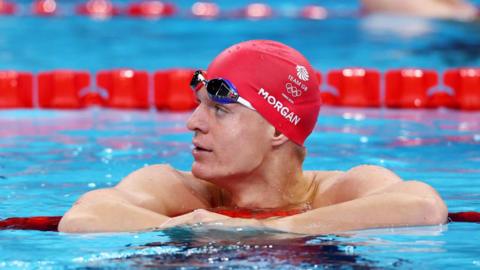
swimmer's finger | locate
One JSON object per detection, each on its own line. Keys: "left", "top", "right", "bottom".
{"left": 191, "top": 209, "right": 230, "bottom": 222}
{"left": 208, "top": 217, "right": 264, "bottom": 228}
{"left": 158, "top": 212, "right": 195, "bottom": 228}
{"left": 158, "top": 217, "right": 183, "bottom": 229}
{"left": 159, "top": 209, "right": 230, "bottom": 229}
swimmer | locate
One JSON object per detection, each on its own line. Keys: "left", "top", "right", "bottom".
{"left": 58, "top": 40, "right": 448, "bottom": 234}
{"left": 361, "top": 0, "right": 478, "bottom": 21}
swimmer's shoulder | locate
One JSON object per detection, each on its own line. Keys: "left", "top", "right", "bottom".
{"left": 118, "top": 164, "right": 185, "bottom": 188}
{"left": 117, "top": 164, "right": 220, "bottom": 210}
{"left": 304, "top": 169, "right": 345, "bottom": 208}
{"left": 304, "top": 170, "right": 344, "bottom": 184}
{"left": 305, "top": 165, "right": 404, "bottom": 208}
{"left": 176, "top": 170, "right": 224, "bottom": 208}
{"left": 304, "top": 170, "right": 345, "bottom": 193}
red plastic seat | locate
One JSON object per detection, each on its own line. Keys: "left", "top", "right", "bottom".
{"left": 385, "top": 69, "right": 438, "bottom": 108}
{"left": 0, "top": 71, "right": 33, "bottom": 108}
{"left": 327, "top": 68, "right": 380, "bottom": 107}
{"left": 154, "top": 69, "right": 197, "bottom": 111}
{"left": 76, "top": 0, "right": 120, "bottom": 18}
{"left": 299, "top": 5, "right": 327, "bottom": 20}
{"left": 32, "top": 0, "right": 57, "bottom": 16}
{"left": 0, "top": 1, "right": 16, "bottom": 15}
{"left": 97, "top": 69, "right": 149, "bottom": 109}
{"left": 191, "top": 2, "right": 219, "bottom": 19}
{"left": 38, "top": 70, "right": 91, "bottom": 109}
{"left": 444, "top": 68, "right": 480, "bottom": 110}
{"left": 127, "top": 1, "right": 176, "bottom": 18}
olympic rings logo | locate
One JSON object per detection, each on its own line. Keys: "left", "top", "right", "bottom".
{"left": 286, "top": 83, "right": 302, "bottom": 97}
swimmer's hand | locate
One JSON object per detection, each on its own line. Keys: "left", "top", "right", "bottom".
{"left": 159, "top": 210, "right": 269, "bottom": 230}
{"left": 159, "top": 209, "right": 231, "bottom": 229}
{"left": 206, "top": 217, "right": 265, "bottom": 229}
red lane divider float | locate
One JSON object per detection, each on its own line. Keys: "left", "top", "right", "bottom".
{"left": 76, "top": 0, "right": 120, "bottom": 19}
{"left": 0, "top": 1, "right": 330, "bottom": 20}
{"left": 126, "top": 0, "right": 176, "bottom": 18}
{"left": 241, "top": 3, "right": 273, "bottom": 19}
{"left": 0, "top": 0, "right": 16, "bottom": 15}
{"left": 190, "top": 1, "right": 220, "bottom": 19}
{"left": 38, "top": 70, "right": 92, "bottom": 109}
{"left": 300, "top": 5, "right": 328, "bottom": 20}
{"left": 32, "top": 0, "right": 57, "bottom": 16}
{"left": 97, "top": 69, "right": 149, "bottom": 109}
{"left": 154, "top": 69, "right": 197, "bottom": 111}
{"left": 1, "top": 68, "right": 480, "bottom": 111}
{"left": 326, "top": 68, "right": 381, "bottom": 107}
{"left": 0, "top": 212, "right": 479, "bottom": 231}
{"left": 0, "top": 216, "right": 62, "bottom": 231}
{"left": 385, "top": 68, "right": 438, "bottom": 108}
{"left": 0, "top": 1, "right": 331, "bottom": 19}
{"left": 427, "top": 91, "right": 456, "bottom": 109}
{"left": 445, "top": 67, "right": 480, "bottom": 110}
{"left": 448, "top": 211, "right": 480, "bottom": 223}
{"left": 0, "top": 71, "right": 33, "bottom": 108}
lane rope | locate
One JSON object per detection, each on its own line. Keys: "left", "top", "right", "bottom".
{"left": 0, "top": 212, "right": 478, "bottom": 231}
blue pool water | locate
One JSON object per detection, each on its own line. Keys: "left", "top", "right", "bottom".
{"left": 1, "top": 108, "right": 479, "bottom": 268}
{"left": 1, "top": 0, "right": 480, "bottom": 73}
{"left": 1, "top": 0, "right": 480, "bottom": 269}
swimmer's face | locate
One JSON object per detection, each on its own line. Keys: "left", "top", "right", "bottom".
{"left": 187, "top": 88, "right": 274, "bottom": 181}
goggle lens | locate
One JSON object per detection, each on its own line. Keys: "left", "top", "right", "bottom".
{"left": 190, "top": 70, "right": 255, "bottom": 110}
{"left": 206, "top": 79, "right": 239, "bottom": 104}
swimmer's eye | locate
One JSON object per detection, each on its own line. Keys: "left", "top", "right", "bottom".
{"left": 214, "top": 104, "right": 229, "bottom": 114}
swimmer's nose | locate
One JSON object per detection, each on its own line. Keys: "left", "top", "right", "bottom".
{"left": 187, "top": 104, "right": 209, "bottom": 134}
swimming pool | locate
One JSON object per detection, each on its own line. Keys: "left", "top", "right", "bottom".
{"left": 1, "top": 108, "right": 479, "bottom": 268}
{"left": 1, "top": 0, "right": 480, "bottom": 72}
{"left": 1, "top": 0, "right": 480, "bottom": 269}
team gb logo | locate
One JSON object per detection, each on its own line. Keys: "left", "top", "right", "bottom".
{"left": 296, "top": 65, "right": 309, "bottom": 81}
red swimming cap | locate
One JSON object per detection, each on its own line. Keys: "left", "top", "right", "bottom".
{"left": 207, "top": 40, "right": 321, "bottom": 146}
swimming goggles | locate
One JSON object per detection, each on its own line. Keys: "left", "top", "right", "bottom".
{"left": 190, "top": 70, "right": 255, "bottom": 111}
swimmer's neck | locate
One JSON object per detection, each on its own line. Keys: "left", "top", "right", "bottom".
{"left": 219, "top": 176, "right": 312, "bottom": 210}
{"left": 214, "top": 152, "right": 314, "bottom": 210}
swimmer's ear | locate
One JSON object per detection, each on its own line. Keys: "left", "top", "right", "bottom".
{"left": 272, "top": 129, "right": 289, "bottom": 147}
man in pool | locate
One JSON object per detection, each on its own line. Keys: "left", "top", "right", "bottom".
{"left": 59, "top": 40, "right": 448, "bottom": 234}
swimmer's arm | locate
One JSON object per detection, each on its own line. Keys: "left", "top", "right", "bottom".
{"left": 58, "top": 188, "right": 170, "bottom": 233}
{"left": 263, "top": 165, "right": 448, "bottom": 234}
{"left": 59, "top": 164, "right": 215, "bottom": 233}
{"left": 59, "top": 191, "right": 227, "bottom": 233}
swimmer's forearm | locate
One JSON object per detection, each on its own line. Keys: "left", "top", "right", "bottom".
{"left": 59, "top": 188, "right": 170, "bottom": 233}
{"left": 263, "top": 192, "right": 447, "bottom": 235}
{"left": 59, "top": 200, "right": 169, "bottom": 233}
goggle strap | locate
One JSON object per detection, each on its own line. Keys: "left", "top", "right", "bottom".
{"left": 237, "top": 96, "right": 255, "bottom": 111}
{"left": 196, "top": 72, "right": 208, "bottom": 92}
{"left": 193, "top": 83, "right": 204, "bottom": 92}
